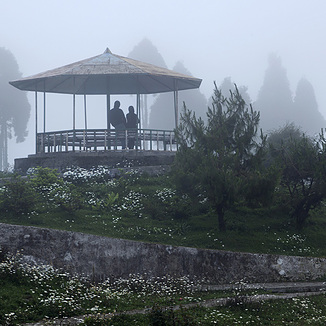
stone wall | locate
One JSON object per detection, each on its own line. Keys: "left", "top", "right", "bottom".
{"left": 1, "top": 223, "right": 326, "bottom": 284}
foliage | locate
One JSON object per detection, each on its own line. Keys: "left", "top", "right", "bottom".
{"left": 83, "top": 313, "right": 144, "bottom": 325}
{"left": 255, "top": 53, "right": 294, "bottom": 133}
{"left": 0, "top": 174, "right": 36, "bottom": 216}
{"left": 213, "top": 77, "right": 252, "bottom": 106}
{"left": 149, "top": 62, "right": 207, "bottom": 130}
{"left": 0, "top": 253, "right": 200, "bottom": 325}
{"left": 148, "top": 304, "right": 198, "bottom": 326}
{"left": 29, "top": 166, "right": 62, "bottom": 188}
{"left": 128, "top": 38, "right": 168, "bottom": 69}
{"left": 0, "top": 47, "right": 31, "bottom": 170}
{"left": 2, "top": 163, "right": 326, "bottom": 323}
{"left": 128, "top": 38, "right": 168, "bottom": 129}
{"left": 256, "top": 54, "right": 324, "bottom": 136}
{"left": 63, "top": 165, "right": 115, "bottom": 185}
{"left": 3, "top": 252, "right": 326, "bottom": 325}
{"left": 1, "top": 165, "right": 326, "bottom": 256}
{"left": 293, "top": 77, "right": 325, "bottom": 134}
{"left": 267, "top": 122, "right": 303, "bottom": 150}
{"left": 173, "top": 83, "right": 274, "bottom": 231}
{"left": 0, "top": 165, "right": 198, "bottom": 224}
{"left": 268, "top": 124, "right": 326, "bottom": 229}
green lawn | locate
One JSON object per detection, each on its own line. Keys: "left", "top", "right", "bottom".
{"left": 1, "top": 167, "right": 326, "bottom": 324}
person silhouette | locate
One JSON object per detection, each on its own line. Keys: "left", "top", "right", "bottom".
{"left": 109, "top": 100, "right": 126, "bottom": 149}
{"left": 126, "top": 106, "right": 139, "bottom": 149}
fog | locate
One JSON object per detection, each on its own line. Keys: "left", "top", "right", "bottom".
{"left": 1, "top": 0, "right": 326, "bottom": 165}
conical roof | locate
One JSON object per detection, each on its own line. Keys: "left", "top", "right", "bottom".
{"left": 10, "top": 48, "right": 202, "bottom": 95}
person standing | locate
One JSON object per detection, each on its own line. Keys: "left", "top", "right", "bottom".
{"left": 109, "top": 100, "right": 126, "bottom": 149}
{"left": 126, "top": 105, "right": 139, "bottom": 149}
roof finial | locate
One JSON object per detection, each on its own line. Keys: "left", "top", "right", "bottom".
{"left": 104, "top": 48, "right": 112, "bottom": 54}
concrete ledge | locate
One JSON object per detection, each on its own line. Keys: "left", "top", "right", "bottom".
{"left": 14, "top": 151, "right": 176, "bottom": 174}
{"left": 1, "top": 223, "right": 326, "bottom": 283}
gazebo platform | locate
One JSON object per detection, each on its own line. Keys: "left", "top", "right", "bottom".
{"left": 14, "top": 150, "right": 176, "bottom": 175}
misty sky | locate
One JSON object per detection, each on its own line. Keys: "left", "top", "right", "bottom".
{"left": 1, "top": 0, "right": 326, "bottom": 165}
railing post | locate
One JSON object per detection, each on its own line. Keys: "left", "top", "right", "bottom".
{"left": 104, "top": 130, "right": 107, "bottom": 150}
{"left": 47, "top": 134, "right": 50, "bottom": 153}
{"left": 36, "top": 134, "right": 39, "bottom": 153}
{"left": 65, "top": 133, "right": 69, "bottom": 152}
{"left": 36, "top": 133, "right": 41, "bottom": 153}
{"left": 163, "top": 131, "right": 166, "bottom": 151}
{"left": 114, "top": 129, "right": 117, "bottom": 150}
{"left": 41, "top": 134, "right": 44, "bottom": 153}
{"left": 60, "top": 132, "right": 63, "bottom": 152}
{"left": 125, "top": 129, "right": 127, "bottom": 150}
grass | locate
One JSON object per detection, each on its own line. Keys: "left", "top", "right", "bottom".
{"left": 1, "top": 204, "right": 323, "bottom": 257}
{"left": 2, "top": 251, "right": 326, "bottom": 325}
{"left": 1, "top": 166, "right": 326, "bottom": 324}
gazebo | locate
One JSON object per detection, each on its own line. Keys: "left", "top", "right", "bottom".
{"left": 10, "top": 48, "right": 202, "bottom": 172}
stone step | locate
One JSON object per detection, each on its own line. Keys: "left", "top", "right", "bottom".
{"left": 197, "top": 281, "right": 326, "bottom": 293}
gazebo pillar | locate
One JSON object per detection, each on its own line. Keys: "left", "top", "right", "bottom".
{"left": 84, "top": 94, "right": 87, "bottom": 130}
{"left": 73, "top": 94, "right": 76, "bottom": 130}
{"left": 35, "top": 91, "right": 38, "bottom": 154}
{"left": 106, "top": 94, "right": 111, "bottom": 129}
{"left": 72, "top": 93, "right": 76, "bottom": 151}
{"left": 137, "top": 93, "right": 141, "bottom": 130}
{"left": 174, "top": 79, "right": 179, "bottom": 129}
{"left": 43, "top": 91, "right": 46, "bottom": 133}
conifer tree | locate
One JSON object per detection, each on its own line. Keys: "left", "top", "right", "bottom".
{"left": 149, "top": 62, "right": 207, "bottom": 130}
{"left": 128, "top": 38, "right": 167, "bottom": 128}
{"left": 293, "top": 78, "right": 325, "bottom": 135}
{"left": 255, "top": 53, "right": 293, "bottom": 133}
{"left": 0, "top": 47, "right": 30, "bottom": 170}
{"left": 173, "top": 84, "right": 272, "bottom": 231}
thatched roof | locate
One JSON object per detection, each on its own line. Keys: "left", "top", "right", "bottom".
{"left": 10, "top": 48, "right": 202, "bottom": 95}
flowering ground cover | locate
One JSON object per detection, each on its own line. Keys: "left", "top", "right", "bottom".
{"left": 0, "top": 166, "right": 325, "bottom": 257}
{"left": 1, "top": 166, "right": 326, "bottom": 324}
{"left": 1, "top": 250, "right": 326, "bottom": 325}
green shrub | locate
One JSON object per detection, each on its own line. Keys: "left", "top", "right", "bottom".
{"left": 0, "top": 175, "right": 36, "bottom": 216}
{"left": 148, "top": 304, "right": 198, "bottom": 326}
{"left": 83, "top": 314, "right": 140, "bottom": 325}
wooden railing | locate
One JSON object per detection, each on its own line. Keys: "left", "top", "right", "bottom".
{"left": 36, "top": 129, "right": 177, "bottom": 153}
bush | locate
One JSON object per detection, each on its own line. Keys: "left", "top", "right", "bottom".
{"left": 83, "top": 314, "right": 139, "bottom": 325}
{"left": 148, "top": 304, "right": 198, "bottom": 326}
{"left": 0, "top": 175, "right": 36, "bottom": 216}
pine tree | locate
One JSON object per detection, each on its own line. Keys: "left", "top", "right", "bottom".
{"left": 173, "top": 84, "right": 272, "bottom": 231}
{"left": 293, "top": 78, "right": 325, "bottom": 135}
{"left": 209, "top": 77, "right": 252, "bottom": 108}
{"left": 128, "top": 38, "right": 167, "bottom": 128}
{"left": 149, "top": 62, "right": 207, "bottom": 130}
{"left": 255, "top": 53, "right": 294, "bottom": 133}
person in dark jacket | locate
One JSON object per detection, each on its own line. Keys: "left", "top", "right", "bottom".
{"left": 126, "top": 105, "right": 139, "bottom": 149}
{"left": 109, "top": 100, "right": 126, "bottom": 149}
